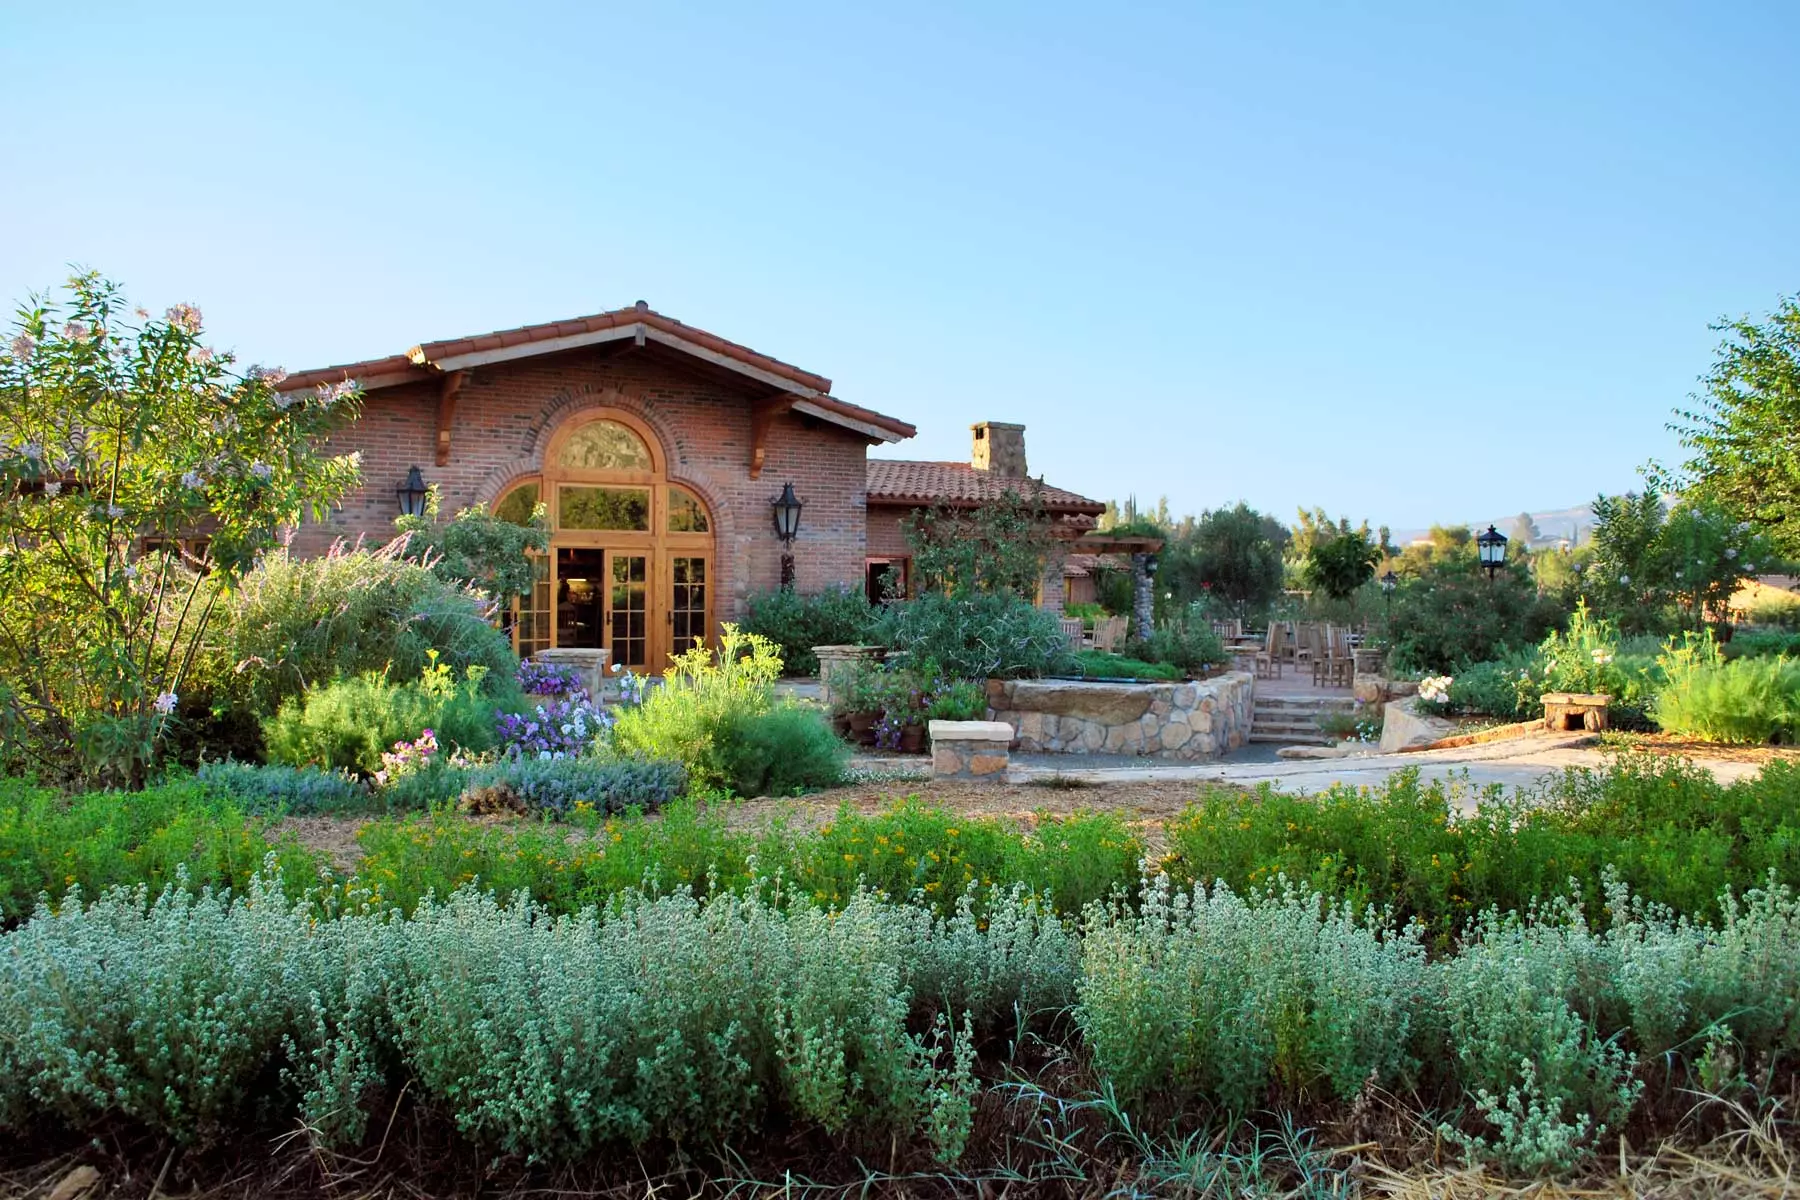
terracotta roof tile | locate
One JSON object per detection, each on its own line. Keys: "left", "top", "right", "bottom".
{"left": 278, "top": 305, "right": 915, "bottom": 441}
{"left": 866, "top": 460, "right": 1105, "bottom": 514}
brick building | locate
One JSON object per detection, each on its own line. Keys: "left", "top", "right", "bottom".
{"left": 281, "top": 305, "right": 1102, "bottom": 672}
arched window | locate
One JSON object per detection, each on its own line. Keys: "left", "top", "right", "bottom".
{"left": 505, "top": 410, "right": 714, "bottom": 671}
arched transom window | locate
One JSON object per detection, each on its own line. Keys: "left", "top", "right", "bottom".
{"left": 494, "top": 411, "right": 713, "bottom": 672}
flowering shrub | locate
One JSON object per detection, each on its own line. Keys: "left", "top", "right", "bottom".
{"left": 495, "top": 696, "right": 610, "bottom": 760}
{"left": 0, "top": 274, "right": 362, "bottom": 785}
{"left": 1417, "top": 674, "right": 1453, "bottom": 712}
{"left": 262, "top": 660, "right": 499, "bottom": 775}
{"left": 376, "top": 728, "right": 439, "bottom": 787}
{"left": 195, "top": 760, "right": 368, "bottom": 815}
{"left": 516, "top": 660, "right": 581, "bottom": 696}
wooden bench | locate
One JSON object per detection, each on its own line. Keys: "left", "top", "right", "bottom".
{"left": 1542, "top": 692, "right": 1611, "bottom": 732}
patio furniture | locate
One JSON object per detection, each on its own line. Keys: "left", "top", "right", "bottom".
{"left": 1253, "top": 624, "right": 1284, "bottom": 679}
{"left": 1058, "top": 616, "right": 1085, "bottom": 649}
{"left": 1311, "top": 625, "right": 1354, "bottom": 688}
{"left": 1092, "top": 615, "right": 1127, "bottom": 653}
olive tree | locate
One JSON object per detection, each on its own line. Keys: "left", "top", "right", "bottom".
{"left": 0, "top": 274, "right": 362, "bottom": 785}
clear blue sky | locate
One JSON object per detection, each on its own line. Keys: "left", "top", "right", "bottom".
{"left": 4, "top": 1, "right": 1796, "bottom": 530}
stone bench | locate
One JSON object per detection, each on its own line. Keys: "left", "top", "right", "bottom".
{"left": 1542, "top": 692, "right": 1611, "bottom": 732}
{"left": 928, "top": 720, "right": 1013, "bottom": 781}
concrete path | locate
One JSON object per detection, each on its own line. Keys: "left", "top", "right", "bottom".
{"left": 1005, "top": 732, "right": 1769, "bottom": 802}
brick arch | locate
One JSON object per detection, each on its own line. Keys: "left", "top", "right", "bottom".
{"left": 472, "top": 396, "right": 736, "bottom": 554}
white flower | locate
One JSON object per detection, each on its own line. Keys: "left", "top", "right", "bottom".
{"left": 186, "top": 345, "right": 214, "bottom": 365}
{"left": 1590, "top": 649, "right": 1613, "bottom": 665}
{"left": 62, "top": 320, "right": 90, "bottom": 341}
{"left": 1744, "top": 563, "right": 1755, "bottom": 572}
{"left": 106, "top": 504, "right": 124, "bottom": 518}
{"left": 43, "top": 481, "right": 61, "bottom": 497}
{"left": 1725, "top": 548, "right": 1737, "bottom": 559}
{"left": 165, "top": 303, "right": 202, "bottom": 333}
{"left": 9, "top": 333, "right": 33, "bottom": 360}
{"left": 246, "top": 364, "right": 288, "bottom": 386}
{"left": 123, "top": 565, "right": 138, "bottom": 581}
{"left": 1618, "top": 574, "right": 1630, "bottom": 585}
{"left": 538, "top": 750, "right": 552, "bottom": 761}
{"left": 152, "top": 691, "right": 179, "bottom": 714}
{"left": 272, "top": 391, "right": 295, "bottom": 411}
{"left": 250, "top": 462, "right": 273, "bottom": 480}
{"left": 181, "top": 470, "right": 205, "bottom": 489}
{"left": 332, "top": 378, "right": 358, "bottom": 400}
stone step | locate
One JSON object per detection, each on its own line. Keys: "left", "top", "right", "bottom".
{"left": 1248, "top": 731, "right": 1333, "bottom": 745}
{"left": 1252, "top": 715, "right": 1334, "bottom": 731}
{"left": 1253, "top": 696, "right": 1357, "bottom": 710}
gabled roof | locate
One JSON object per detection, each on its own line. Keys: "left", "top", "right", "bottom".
{"left": 280, "top": 303, "right": 915, "bottom": 443}
{"left": 866, "top": 460, "right": 1105, "bottom": 515}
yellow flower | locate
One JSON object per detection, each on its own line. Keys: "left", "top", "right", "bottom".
{"left": 843, "top": 853, "right": 857, "bottom": 863}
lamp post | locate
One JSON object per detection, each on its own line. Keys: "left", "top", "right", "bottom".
{"left": 770, "top": 482, "right": 804, "bottom": 590}
{"left": 1476, "top": 524, "right": 1508, "bottom": 582}
{"left": 395, "top": 466, "right": 430, "bottom": 518}
{"left": 1379, "top": 568, "right": 1398, "bottom": 619}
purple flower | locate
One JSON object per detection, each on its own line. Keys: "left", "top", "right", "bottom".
{"left": 9, "top": 333, "right": 33, "bottom": 361}
{"left": 165, "top": 303, "right": 202, "bottom": 333}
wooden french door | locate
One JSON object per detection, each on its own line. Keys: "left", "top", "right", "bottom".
{"left": 519, "top": 546, "right": 711, "bottom": 673}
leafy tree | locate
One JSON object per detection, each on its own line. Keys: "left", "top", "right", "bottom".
{"left": 0, "top": 274, "right": 361, "bottom": 785}
{"left": 902, "top": 486, "right": 1056, "bottom": 598}
{"left": 1159, "top": 502, "right": 1286, "bottom": 620}
{"left": 396, "top": 487, "right": 549, "bottom": 604}
{"left": 1396, "top": 525, "right": 1474, "bottom": 577}
{"left": 1303, "top": 529, "right": 1381, "bottom": 601}
{"left": 1586, "top": 490, "right": 1671, "bottom": 635}
{"left": 1383, "top": 556, "right": 1569, "bottom": 674}
{"left": 1508, "top": 511, "right": 1541, "bottom": 547}
{"left": 1668, "top": 294, "right": 1800, "bottom": 557}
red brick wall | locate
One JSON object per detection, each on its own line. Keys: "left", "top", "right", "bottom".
{"left": 290, "top": 348, "right": 873, "bottom": 619}
{"left": 865, "top": 505, "right": 911, "bottom": 557}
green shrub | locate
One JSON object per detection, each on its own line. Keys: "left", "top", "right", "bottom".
{"left": 1654, "top": 648, "right": 1800, "bottom": 744}
{"left": 208, "top": 538, "right": 518, "bottom": 717}
{"left": 716, "top": 704, "right": 849, "bottom": 797}
{"left": 376, "top": 758, "right": 474, "bottom": 812}
{"left": 196, "top": 760, "right": 370, "bottom": 815}
{"left": 739, "top": 585, "right": 877, "bottom": 676}
{"left": 463, "top": 756, "right": 687, "bottom": 817}
{"left": 1078, "top": 876, "right": 1427, "bottom": 1115}
{"left": 874, "top": 592, "right": 1070, "bottom": 680}
{"left": 1726, "top": 628, "right": 1800, "bottom": 659}
{"left": 1164, "top": 756, "right": 1800, "bottom": 943}
{"left": 924, "top": 679, "right": 988, "bottom": 721}
{"left": 607, "top": 625, "right": 841, "bottom": 796}
{"left": 1067, "top": 650, "right": 1180, "bottom": 681}
{"left": 262, "top": 660, "right": 501, "bottom": 775}
{"left": 1131, "top": 606, "right": 1227, "bottom": 673}
{"left": 0, "top": 779, "right": 322, "bottom": 922}
{"left": 1448, "top": 659, "right": 1531, "bottom": 720}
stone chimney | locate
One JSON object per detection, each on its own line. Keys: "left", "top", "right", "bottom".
{"left": 970, "top": 421, "right": 1027, "bottom": 478}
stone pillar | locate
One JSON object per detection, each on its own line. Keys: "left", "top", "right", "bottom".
{"left": 814, "top": 644, "right": 885, "bottom": 706}
{"left": 1131, "top": 553, "right": 1155, "bottom": 642}
{"left": 929, "top": 720, "right": 1013, "bottom": 781}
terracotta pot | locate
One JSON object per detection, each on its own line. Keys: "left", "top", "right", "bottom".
{"left": 899, "top": 723, "right": 926, "bottom": 754}
{"left": 830, "top": 712, "right": 853, "bottom": 737}
{"left": 847, "top": 711, "right": 878, "bottom": 744}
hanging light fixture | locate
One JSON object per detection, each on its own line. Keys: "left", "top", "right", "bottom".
{"left": 395, "top": 466, "right": 430, "bottom": 518}
{"left": 770, "top": 482, "right": 804, "bottom": 589}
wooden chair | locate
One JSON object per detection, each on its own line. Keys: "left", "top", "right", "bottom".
{"left": 1057, "top": 616, "right": 1085, "bottom": 649}
{"left": 1092, "top": 615, "right": 1127, "bottom": 653}
{"left": 1314, "top": 625, "right": 1354, "bottom": 688}
{"left": 1253, "top": 623, "right": 1284, "bottom": 679}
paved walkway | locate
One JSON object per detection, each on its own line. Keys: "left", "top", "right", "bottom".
{"left": 1006, "top": 732, "right": 1768, "bottom": 803}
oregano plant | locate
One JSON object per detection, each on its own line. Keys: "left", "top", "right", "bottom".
{"left": 0, "top": 272, "right": 362, "bottom": 785}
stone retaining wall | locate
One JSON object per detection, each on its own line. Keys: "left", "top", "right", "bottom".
{"left": 985, "top": 672, "right": 1255, "bottom": 760}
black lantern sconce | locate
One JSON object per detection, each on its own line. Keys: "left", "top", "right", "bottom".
{"left": 770, "top": 482, "right": 804, "bottom": 589}
{"left": 1380, "top": 568, "right": 1398, "bottom": 617}
{"left": 396, "top": 466, "right": 430, "bottom": 518}
{"left": 1476, "top": 524, "right": 1508, "bottom": 581}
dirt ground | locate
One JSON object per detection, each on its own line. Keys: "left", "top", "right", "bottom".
{"left": 1603, "top": 731, "right": 1800, "bottom": 765}
{"left": 277, "top": 774, "right": 1225, "bottom": 870}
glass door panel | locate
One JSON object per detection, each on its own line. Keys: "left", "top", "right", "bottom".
{"left": 608, "top": 553, "right": 649, "bottom": 670}
{"left": 555, "top": 548, "right": 606, "bottom": 649}
{"left": 516, "top": 554, "right": 552, "bottom": 657}
{"left": 669, "top": 555, "right": 709, "bottom": 663}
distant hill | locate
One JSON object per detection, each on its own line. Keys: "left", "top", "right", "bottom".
{"left": 1391, "top": 503, "right": 1595, "bottom": 549}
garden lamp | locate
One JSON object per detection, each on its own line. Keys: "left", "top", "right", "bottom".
{"left": 395, "top": 466, "right": 430, "bottom": 518}
{"left": 1380, "top": 569, "right": 1397, "bottom": 619}
{"left": 1476, "top": 524, "right": 1508, "bottom": 581}
{"left": 770, "top": 482, "right": 804, "bottom": 589}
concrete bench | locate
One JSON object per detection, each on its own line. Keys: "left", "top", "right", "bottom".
{"left": 928, "top": 720, "right": 1013, "bottom": 781}
{"left": 1542, "top": 692, "right": 1611, "bottom": 732}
